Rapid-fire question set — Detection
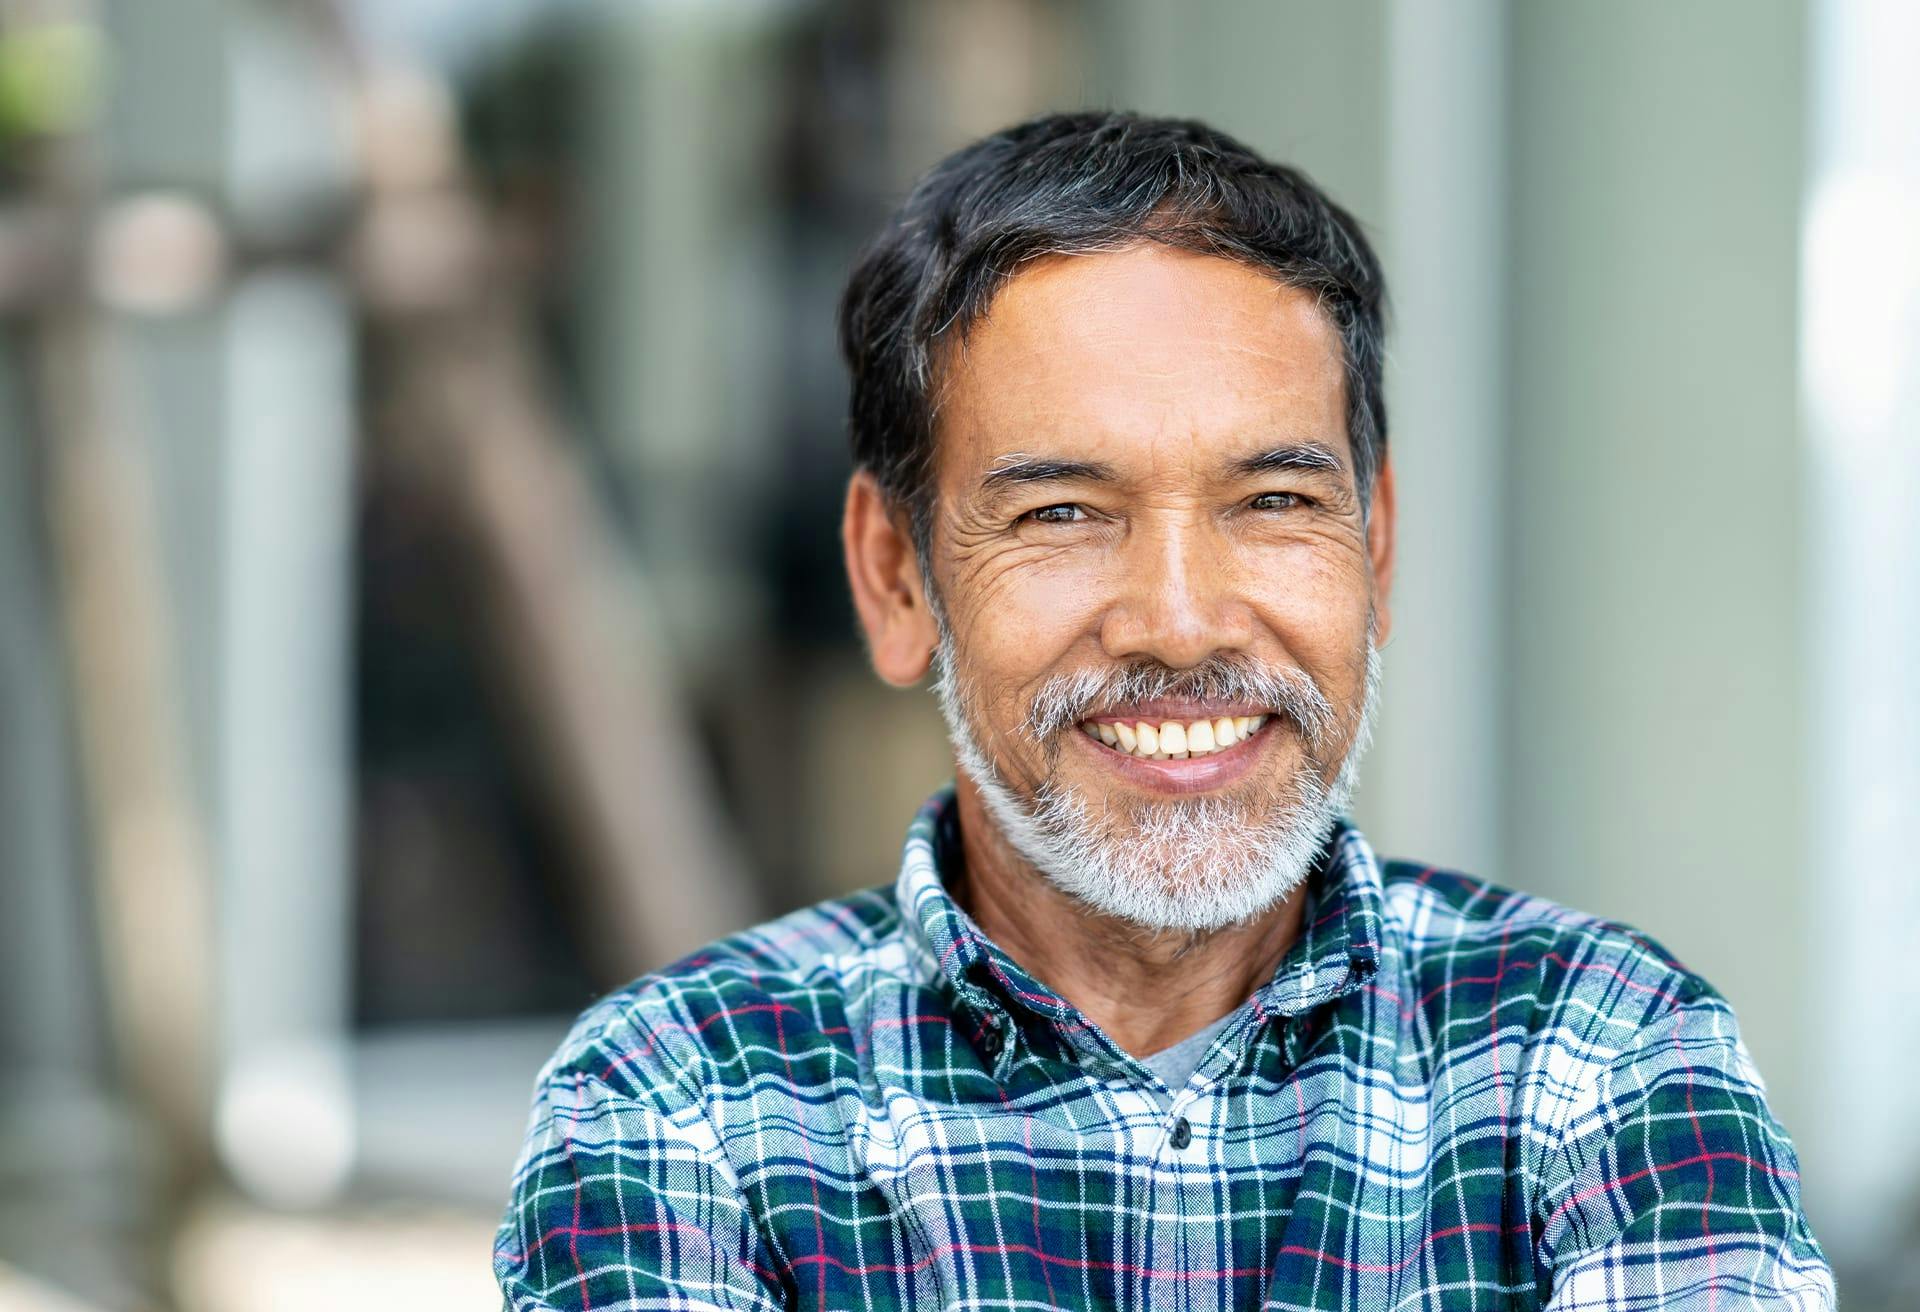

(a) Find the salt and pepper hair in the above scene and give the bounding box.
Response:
[838,110,1390,560]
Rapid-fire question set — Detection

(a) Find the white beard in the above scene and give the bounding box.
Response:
[932,635,1381,934]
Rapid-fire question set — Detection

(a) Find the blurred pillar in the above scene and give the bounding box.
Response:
[211,272,358,1207]
[205,8,360,1208]
[1801,0,1920,1263]
[1371,0,1507,880]
[100,0,362,1211]
[0,315,157,1310]
[91,0,233,1171]
[578,2,785,666]
[1506,0,1813,1174]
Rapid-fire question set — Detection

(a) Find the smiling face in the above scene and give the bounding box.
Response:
[844,241,1397,932]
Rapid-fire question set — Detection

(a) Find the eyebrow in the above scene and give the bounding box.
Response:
[1227,442,1347,479]
[974,440,1348,503]
[978,456,1119,494]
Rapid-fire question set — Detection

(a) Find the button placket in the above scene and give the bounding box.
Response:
[975,1010,1014,1081]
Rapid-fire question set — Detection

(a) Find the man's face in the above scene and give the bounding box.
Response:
[913,243,1393,932]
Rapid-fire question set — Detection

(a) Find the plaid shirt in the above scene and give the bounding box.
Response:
[495,787,1833,1310]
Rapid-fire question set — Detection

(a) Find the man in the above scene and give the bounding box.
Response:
[496,112,1833,1310]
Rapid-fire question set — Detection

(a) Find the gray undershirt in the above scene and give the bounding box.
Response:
[1140,1011,1237,1105]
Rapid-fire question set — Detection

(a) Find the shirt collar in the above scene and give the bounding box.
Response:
[894,784,1385,1033]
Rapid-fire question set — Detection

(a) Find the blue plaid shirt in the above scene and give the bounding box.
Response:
[496,787,1833,1309]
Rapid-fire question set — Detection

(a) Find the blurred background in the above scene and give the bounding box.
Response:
[0,0,1915,1307]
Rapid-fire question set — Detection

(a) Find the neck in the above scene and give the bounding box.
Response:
[948,775,1310,1058]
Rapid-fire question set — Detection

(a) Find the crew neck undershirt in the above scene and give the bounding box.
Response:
[1139,1010,1237,1104]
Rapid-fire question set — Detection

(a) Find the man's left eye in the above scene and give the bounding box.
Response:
[1250,491,1307,510]
[1021,503,1088,524]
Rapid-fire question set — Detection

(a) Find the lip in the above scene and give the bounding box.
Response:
[1072,715,1277,795]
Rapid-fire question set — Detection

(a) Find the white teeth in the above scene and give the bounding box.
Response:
[1079,713,1271,760]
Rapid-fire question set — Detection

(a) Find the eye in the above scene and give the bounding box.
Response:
[1019,503,1090,525]
[1249,491,1308,511]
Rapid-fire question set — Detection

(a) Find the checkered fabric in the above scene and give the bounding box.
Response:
[495,787,1833,1310]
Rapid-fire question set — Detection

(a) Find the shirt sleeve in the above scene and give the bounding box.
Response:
[494,1062,788,1312]
[1533,997,1835,1310]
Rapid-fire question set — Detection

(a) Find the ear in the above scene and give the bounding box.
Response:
[1366,453,1398,647]
[842,469,940,686]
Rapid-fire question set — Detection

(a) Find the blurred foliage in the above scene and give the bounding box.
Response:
[0,20,101,148]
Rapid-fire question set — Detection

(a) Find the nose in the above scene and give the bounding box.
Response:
[1097,515,1255,668]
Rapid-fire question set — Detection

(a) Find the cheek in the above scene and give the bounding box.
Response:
[947,554,1108,715]
[961,588,1097,677]
[1244,548,1375,661]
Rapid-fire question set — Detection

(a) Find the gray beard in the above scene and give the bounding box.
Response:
[931,627,1381,935]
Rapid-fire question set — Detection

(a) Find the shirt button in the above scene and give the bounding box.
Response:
[1168,1117,1192,1149]
[980,1025,1004,1061]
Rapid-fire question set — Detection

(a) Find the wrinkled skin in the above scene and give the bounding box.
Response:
[842,243,1397,1056]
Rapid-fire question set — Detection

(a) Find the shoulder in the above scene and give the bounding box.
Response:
[1373,858,1779,1169]
[1369,862,1825,1290]
[532,886,907,1107]
[1376,859,1718,1053]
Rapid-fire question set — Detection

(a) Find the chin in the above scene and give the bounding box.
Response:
[974,768,1344,934]
[1057,856,1310,935]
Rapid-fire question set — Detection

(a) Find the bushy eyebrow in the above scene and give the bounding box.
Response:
[1226,442,1347,479]
[977,456,1118,496]
[973,441,1347,506]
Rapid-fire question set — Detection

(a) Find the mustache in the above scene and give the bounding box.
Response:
[1021,654,1338,753]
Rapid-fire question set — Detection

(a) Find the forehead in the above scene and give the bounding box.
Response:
[932,243,1349,478]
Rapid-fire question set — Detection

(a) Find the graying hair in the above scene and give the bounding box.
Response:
[838,110,1389,563]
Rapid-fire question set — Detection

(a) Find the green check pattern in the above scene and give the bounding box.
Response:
[495,787,1833,1310]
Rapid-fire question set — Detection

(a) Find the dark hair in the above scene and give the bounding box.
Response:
[837,110,1389,559]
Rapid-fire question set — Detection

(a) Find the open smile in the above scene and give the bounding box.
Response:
[1078,713,1269,760]
[1071,708,1279,795]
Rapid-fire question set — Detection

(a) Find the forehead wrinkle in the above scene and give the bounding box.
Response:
[963,357,1340,457]
[935,254,1351,497]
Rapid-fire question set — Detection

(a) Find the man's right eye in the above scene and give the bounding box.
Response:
[1020,503,1088,525]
